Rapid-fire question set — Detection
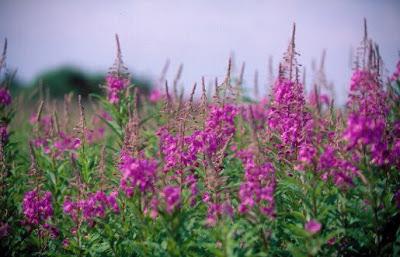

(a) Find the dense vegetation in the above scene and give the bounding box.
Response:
[0,24,399,257]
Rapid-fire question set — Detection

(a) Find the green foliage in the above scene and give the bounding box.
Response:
[1,66,400,257]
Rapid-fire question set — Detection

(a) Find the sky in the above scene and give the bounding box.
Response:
[0,0,399,103]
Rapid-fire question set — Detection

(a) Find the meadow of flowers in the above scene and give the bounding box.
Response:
[0,23,400,257]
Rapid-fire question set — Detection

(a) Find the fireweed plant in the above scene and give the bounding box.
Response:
[1,22,400,257]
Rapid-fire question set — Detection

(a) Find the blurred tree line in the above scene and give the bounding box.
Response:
[9,66,151,100]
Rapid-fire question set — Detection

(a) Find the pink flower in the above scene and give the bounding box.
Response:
[157,127,204,172]
[344,69,390,166]
[162,186,181,214]
[298,144,316,165]
[62,238,70,248]
[308,91,330,106]
[267,78,311,157]
[118,153,158,197]
[0,87,11,106]
[146,197,159,219]
[149,89,162,103]
[305,219,321,234]
[205,201,234,226]
[107,191,120,213]
[105,75,129,104]
[240,101,268,131]
[86,127,105,144]
[22,190,53,226]
[237,148,275,218]
[63,191,119,225]
[100,111,113,121]
[106,74,128,90]
[317,146,357,187]
[203,104,238,155]
[29,114,53,135]
[53,132,81,158]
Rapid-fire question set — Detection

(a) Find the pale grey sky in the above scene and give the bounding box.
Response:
[0,0,399,103]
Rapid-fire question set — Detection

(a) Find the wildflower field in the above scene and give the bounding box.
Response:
[1,24,400,257]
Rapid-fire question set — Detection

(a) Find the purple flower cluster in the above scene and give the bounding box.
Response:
[391,136,400,169]
[237,148,275,218]
[203,104,238,155]
[202,196,233,226]
[32,132,81,159]
[344,115,385,148]
[157,104,237,172]
[240,99,269,131]
[53,132,81,158]
[0,87,11,106]
[347,70,388,118]
[157,128,178,171]
[86,111,110,144]
[106,74,129,104]
[122,156,195,218]
[305,219,321,234]
[318,146,358,187]
[144,197,159,219]
[344,70,391,166]
[162,186,181,214]
[185,174,198,206]
[267,78,311,156]
[86,127,105,144]
[119,153,158,197]
[344,114,390,165]
[297,144,317,165]
[308,91,330,107]
[155,105,236,221]
[30,114,53,154]
[149,89,163,103]
[63,191,119,224]
[29,114,53,135]
[22,190,53,225]
[157,128,203,172]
